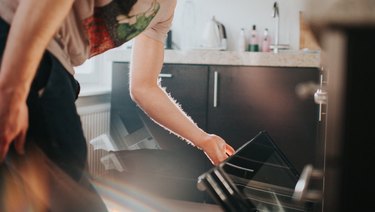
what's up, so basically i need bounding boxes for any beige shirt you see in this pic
[0,0,176,74]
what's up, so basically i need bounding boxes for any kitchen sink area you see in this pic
[72,0,375,211]
[78,45,323,211]
[76,1,323,204]
[1,0,372,210]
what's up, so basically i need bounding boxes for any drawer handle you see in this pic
[293,164,324,202]
[213,71,218,107]
[158,73,173,78]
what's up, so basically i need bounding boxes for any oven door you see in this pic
[197,131,317,212]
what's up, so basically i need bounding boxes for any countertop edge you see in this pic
[105,49,321,68]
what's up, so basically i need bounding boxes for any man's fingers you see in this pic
[0,137,11,162]
[225,144,235,156]
[212,143,228,165]
[14,131,26,155]
[0,130,26,162]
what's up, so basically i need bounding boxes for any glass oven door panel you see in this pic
[222,135,299,188]
[198,131,315,212]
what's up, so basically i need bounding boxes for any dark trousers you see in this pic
[0,18,108,211]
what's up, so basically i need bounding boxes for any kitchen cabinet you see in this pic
[207,65,320,172]
[111,63,209,151]
[110,62,320,202]
[111,63,210,202]
[133,63,211,173]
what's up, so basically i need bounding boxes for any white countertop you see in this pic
[77,49,320,97]
[106,49,321,68]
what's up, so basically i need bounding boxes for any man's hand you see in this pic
[198,134,235,165]
[0,0,75,161]
[130,35,235,166]
[0,90,28,161]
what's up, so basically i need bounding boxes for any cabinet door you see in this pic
[207,66,319,172]
[158,64,209,133]
[111,62,210,202]
[112,62,209,150]
[142,64,209,152]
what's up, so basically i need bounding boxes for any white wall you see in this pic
[76,0,309,91]
[171,0,307,51]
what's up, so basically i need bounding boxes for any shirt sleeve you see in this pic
[142,0,176,43]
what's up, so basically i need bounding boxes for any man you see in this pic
[0,0,235,210]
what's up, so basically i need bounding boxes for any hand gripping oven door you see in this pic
[197,131,317,212]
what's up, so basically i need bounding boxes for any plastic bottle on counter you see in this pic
[248,25,259,52]
[237,28,247,52]
[261,28,271,52]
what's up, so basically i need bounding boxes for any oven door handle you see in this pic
[293,164,324,202]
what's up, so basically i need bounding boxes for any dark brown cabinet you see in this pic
[111,63,208,147]
[207,66,320,172]
[111,63,210,202]
[110,62,320,202]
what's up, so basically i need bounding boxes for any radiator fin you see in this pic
[78,104,110,177]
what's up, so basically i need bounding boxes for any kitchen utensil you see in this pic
[200,16,227,50]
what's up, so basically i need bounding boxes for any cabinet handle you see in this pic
[158,73,173,78]
[293,164,324,202]
[314,74,327,122]
[213,71,219,107]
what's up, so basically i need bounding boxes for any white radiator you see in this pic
[77,103,111,177]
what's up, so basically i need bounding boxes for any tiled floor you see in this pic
[92,178,223,212]
[102,196,223,212]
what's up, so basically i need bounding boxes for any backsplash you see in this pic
[171,0,307,51]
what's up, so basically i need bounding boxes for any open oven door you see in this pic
[197,131,321,212]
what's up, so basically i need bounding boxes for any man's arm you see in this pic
[129,34,235,165]
[0,0,75,160]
